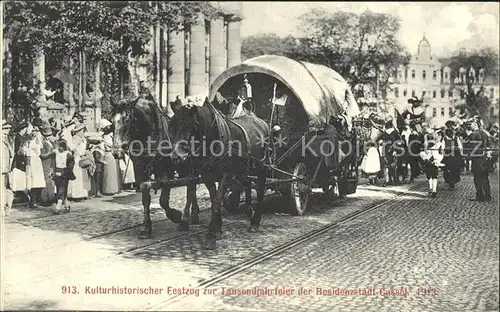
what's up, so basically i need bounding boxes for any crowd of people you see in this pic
[359,96,498,201]
[2,114,136,216]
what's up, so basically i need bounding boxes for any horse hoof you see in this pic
[178,221,190,231]
[205,238,217,250]
[139,231,152,239]
[248,225,259,233]
[215,231,223,240]
[166,209,183,224]
[190,214,200,225]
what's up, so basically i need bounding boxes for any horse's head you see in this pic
[169,98,210,165]
[110,99,137,158]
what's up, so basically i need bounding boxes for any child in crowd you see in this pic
[419,133,444,198]
[52,140,75,214]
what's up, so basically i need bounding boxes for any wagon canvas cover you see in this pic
[209,55,360,127]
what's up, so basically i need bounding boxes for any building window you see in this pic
[441,107,445,117]
[448,89,453,97]
[460,90,465,99]
[411,70,415,79]
[491,106,495,115]
[403,89,407,97]
[422,70,426,79]
[490,88,495,99]
[433,70,437,80]
[432,108,437,117]
[432,90,437,98]
[449,107,454,117]
[412,90,416,97]
[422,91,426,98]
[394,87,399,98]
[444,72,449,79]
[441,89,445,98]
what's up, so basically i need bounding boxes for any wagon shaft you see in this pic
[140,176,203,190]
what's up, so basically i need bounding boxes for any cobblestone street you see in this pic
[1,174,498,311]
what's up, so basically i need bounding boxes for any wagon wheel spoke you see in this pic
[290,162,310,216]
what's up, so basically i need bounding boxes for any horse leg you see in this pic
[236,175,254,220]
[160,185,183,224]
[249,169,266,233]
[139,188,152,239]
[204,177,219,250]
[213,173,228,240]
[188,181,200,225]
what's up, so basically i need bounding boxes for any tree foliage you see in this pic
[298,9,410,97]
[4,1,218,60]
[4,1,219,119]
[241,10,410,99]
[449,47,500,121]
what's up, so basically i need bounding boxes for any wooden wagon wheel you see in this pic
[290,162,310,216]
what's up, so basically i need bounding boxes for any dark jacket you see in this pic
[468,129,490,158]
[56,152,76,181]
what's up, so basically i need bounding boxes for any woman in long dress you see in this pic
[67,124,88,200]
[39,125,56,205]
[120,153,135,190]
[102,126,120,195]
[25,128,46,208]
[361,141,381,184]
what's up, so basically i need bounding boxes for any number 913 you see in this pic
[62,286,78,294]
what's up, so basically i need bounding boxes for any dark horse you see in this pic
[111,97,200,238]
[168,98,271,249]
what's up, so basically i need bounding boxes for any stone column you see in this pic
[160,29,170,112]
[226,2,242,68]
[167,29,185,113]
[3,37,12,118]
[154,25,161,102]
[188,16,207,96]
[67,57,77,117]
[209,18,226,85]
[33,53,47,117]
[94,61,102,131]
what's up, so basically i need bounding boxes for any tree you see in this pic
[3,1,219,118]
[242,33,323,63]
[298,9,410,98]
[449,47,499,122]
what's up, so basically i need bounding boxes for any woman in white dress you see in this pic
[25,127,46,208]
[360,141,381,184]
[120,153,135,189]
[67,123,88,200]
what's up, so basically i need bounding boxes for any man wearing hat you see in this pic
[468,119,492,201]
[2,120,14,215]
[398,96,425,133]
[376,116,405,186]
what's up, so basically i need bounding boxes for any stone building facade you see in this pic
[6,2,242,130]
[136,2,243,117]
[386,36,499,127]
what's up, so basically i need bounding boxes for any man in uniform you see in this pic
[468,119,492,202]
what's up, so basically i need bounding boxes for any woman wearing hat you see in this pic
[100,119,120,195]
[2,120,14,215]
[39,124,56,205]
[67,123,89,200]
[25,126,46,208]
